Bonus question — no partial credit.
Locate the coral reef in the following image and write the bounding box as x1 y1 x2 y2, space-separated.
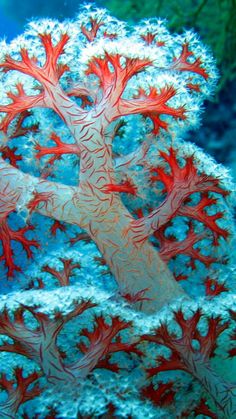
0 5 235 418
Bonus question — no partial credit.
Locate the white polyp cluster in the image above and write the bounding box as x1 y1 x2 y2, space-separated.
135 17 170 38
79 37 163 66
75 4 127 39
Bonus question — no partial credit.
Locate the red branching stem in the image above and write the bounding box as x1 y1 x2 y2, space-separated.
205 277 228 297
35 132 81 161
0 302 140 386
121 287 151 304
117 86 186 132
171 43 209 79
141 33 157 45
0 369 42 418
0 301 95 385
0 34 86 132
177 193 228 245
86 53 152 121
27 191 55 214
128 148 228 245
0 83 45 133
0 34 69 84
9 110 39 139
141 382 175 407
0 217 40 278
155 223 217 267
193 398 217 419
0 145 22 168
42 257 81 286
69 232 93 245
50 220 66 236
74 316 141 375
81 18 104 42
142 310 235 416
102 179 137 195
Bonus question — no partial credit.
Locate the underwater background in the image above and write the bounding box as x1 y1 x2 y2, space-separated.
0 1 235 418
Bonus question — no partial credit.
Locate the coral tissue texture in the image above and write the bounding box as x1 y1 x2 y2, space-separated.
0 5 235 419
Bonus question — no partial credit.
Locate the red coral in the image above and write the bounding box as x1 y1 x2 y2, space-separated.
9 110 39 139
172 43 209 79
102 179 138 195
182 398 218 418
193 398 218 419
69 232 93 246
0 301 95 384
50 220 66 236
77 316 142 372
228 310 236 358
155 222 217 268
0 302 139 386
174 273 188 282
42 257 81 286
178 193 229 245
0 145 22 168
132 86 186 134
142 310 228 375
130 148 228 250
81 17 104 42
0 83 44 134
0 368 42 417
0 33 70 132
86 53 151 100
121 288 151 304
141 309 231 415
94 256 111 276
141 381 175 407
0 216 40 278
152 148 227 198
141 309 228 375
27 191 55 214
35 132 80 164
205 277 228 297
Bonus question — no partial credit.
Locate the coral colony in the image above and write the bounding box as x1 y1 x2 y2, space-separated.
0 5 235 418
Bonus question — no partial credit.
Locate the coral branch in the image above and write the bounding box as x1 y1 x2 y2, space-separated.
156 223 217 267
0 301 95 384
0 369 42 418
0 33 86 131
0 156 82 225
35 132 80 162
129 148 228 245
42 258 81 286
0 145 22 168
0 216 39 278
0 34 69 84
74 316 140 375
141 382 175 407
81 17 104 42
142 309 235 417
171 43 209 79
0 83 45 133
118 86 186 132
